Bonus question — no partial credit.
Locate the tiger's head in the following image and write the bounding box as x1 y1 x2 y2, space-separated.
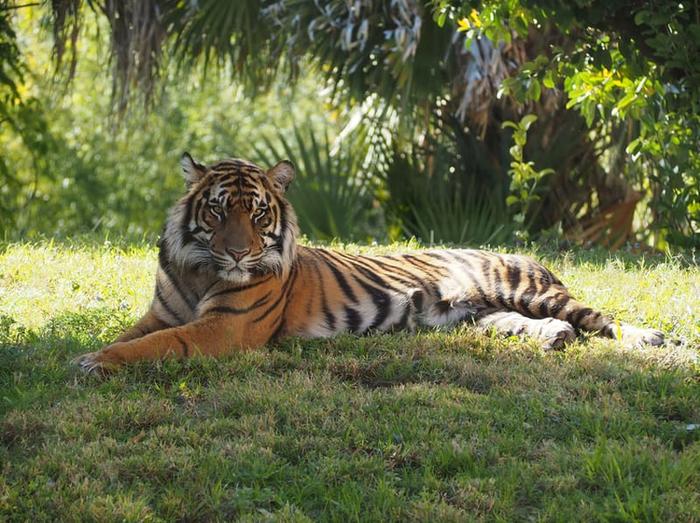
163 153 299 283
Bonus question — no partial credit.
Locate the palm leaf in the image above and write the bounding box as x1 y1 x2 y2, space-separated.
248 123 378 241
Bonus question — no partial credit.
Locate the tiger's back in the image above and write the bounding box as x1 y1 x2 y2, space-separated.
280 247 634 349
283 248 543 336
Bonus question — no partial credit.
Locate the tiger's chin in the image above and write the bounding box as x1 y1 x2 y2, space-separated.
217 267 253 284
214 253 288 284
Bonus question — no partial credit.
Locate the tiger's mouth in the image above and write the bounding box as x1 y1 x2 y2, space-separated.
218 265 252 283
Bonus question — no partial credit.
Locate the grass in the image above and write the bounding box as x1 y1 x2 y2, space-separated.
1 239 699 522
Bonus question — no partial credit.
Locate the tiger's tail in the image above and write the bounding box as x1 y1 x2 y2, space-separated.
523 283 664 346
531 286 615 335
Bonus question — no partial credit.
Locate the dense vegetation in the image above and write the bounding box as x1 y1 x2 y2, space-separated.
1 242 698 520
1 1 698 247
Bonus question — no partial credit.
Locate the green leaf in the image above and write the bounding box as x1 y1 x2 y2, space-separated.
520 114 538 130
615 92 637 113
625 137 641 154
436 11 447 27
543 71 555 89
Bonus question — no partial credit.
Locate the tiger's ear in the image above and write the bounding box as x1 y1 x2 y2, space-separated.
266 160 295 193
180 152 206 188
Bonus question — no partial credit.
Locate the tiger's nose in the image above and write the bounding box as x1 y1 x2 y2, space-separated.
227 248 250 262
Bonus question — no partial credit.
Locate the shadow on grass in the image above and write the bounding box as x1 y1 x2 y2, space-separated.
3 306 698 426
1 307 699 520
0 308 134 415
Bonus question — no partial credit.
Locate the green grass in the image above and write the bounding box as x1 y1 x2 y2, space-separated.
1 240 699 522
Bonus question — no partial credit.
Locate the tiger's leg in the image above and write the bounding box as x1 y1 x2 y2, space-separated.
526 283 664 347
75 314 266 374
477 310 576 350
114 309 171 343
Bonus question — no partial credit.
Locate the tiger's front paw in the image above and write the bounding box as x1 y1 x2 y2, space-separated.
73 347 124 375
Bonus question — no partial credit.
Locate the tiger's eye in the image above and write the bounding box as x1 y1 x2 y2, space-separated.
252 208 266 220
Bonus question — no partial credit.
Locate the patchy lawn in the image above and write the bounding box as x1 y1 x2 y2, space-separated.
1 240 699 522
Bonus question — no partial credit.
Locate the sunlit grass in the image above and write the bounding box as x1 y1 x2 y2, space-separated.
1 240 699 521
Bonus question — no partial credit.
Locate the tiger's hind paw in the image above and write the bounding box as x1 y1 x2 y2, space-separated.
539 318 576 351
616 325 665 348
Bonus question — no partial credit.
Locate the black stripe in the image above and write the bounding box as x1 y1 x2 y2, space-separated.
240 190 261 199
377 255 443 300
312 260 336 331
491 263 508 308
344 306 362 333
537 296 549 318
204 292 271 315
403 254 445 273
236 172 244 199
519 268 539 315
262 231 281 243
180 193 197 244
570 307 594 326
159 243 197 310
322 301 336 331
174 334 189 358
335 252 402 293
253 264 297 323
548 293 570 317
277 200 289 254
155 285 185 325
538 297 550 317
435 299 451 314
468 250 494 262
357 257 422 287
506 262 522 306
423 251 452 262
269 317 286 341
315 250 359 304
353 276 391 330
201 280 219 299
411 290 425 312
449 251 491 305
394 303 411 331
547 268 563 286
536 267 553 293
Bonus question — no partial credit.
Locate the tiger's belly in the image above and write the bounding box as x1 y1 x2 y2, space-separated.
282 248 492 338
288 283 485 338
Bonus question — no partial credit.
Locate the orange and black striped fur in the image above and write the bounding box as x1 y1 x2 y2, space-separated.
76 154 664 373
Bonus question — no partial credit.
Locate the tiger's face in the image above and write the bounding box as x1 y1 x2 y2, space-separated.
164 153 298 283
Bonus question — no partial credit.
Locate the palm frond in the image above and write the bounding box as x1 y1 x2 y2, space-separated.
385 135 514 246
249 124 379 241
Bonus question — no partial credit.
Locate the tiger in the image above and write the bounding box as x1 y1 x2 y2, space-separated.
75 153 664 373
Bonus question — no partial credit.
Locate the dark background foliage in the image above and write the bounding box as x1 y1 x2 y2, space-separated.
0 0 698 248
